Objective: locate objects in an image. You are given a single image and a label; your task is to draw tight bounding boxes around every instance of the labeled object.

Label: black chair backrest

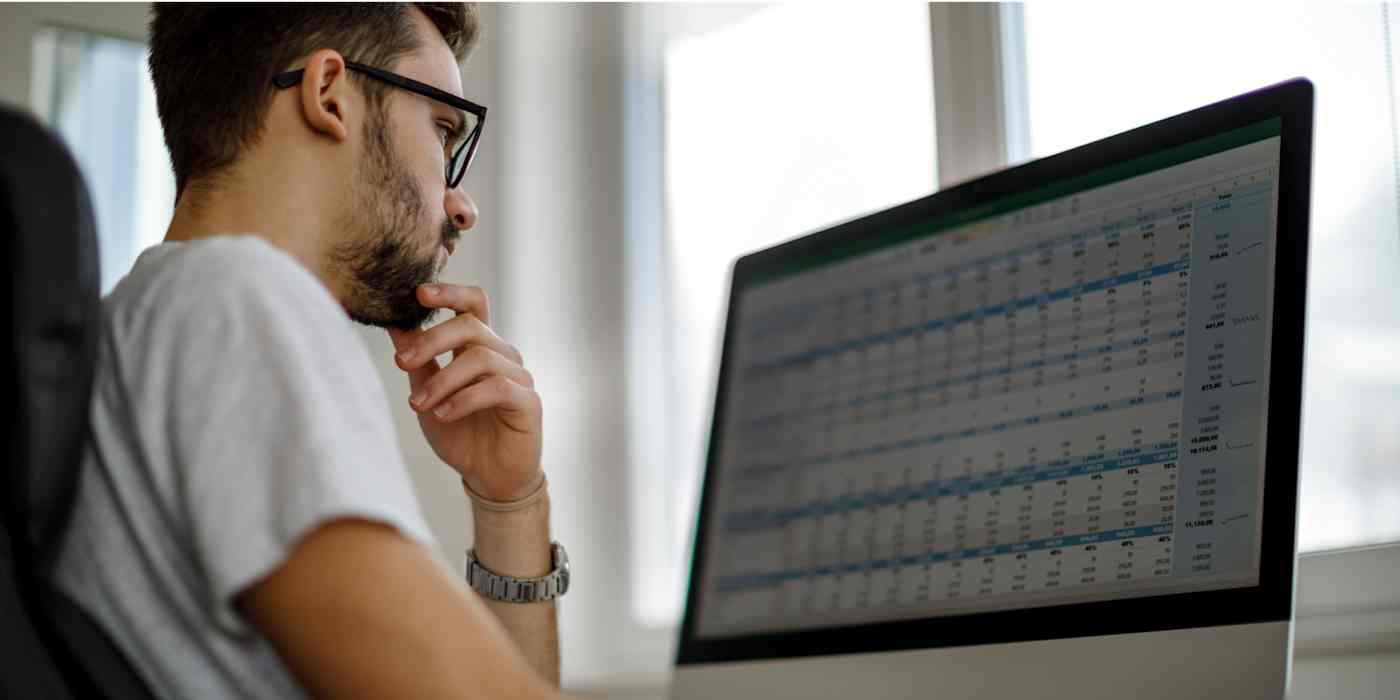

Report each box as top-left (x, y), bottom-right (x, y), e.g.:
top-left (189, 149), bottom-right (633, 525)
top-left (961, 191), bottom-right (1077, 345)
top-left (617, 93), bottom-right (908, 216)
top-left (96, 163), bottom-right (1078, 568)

top-left (2, 105), bottom-right (156, 699)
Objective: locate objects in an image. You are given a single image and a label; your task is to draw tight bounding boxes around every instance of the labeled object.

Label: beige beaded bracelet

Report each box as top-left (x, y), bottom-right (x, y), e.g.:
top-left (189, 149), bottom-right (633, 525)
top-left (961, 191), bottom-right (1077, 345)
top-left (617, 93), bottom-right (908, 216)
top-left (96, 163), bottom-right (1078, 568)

top-left (462, 474), bottom-right (548, 512)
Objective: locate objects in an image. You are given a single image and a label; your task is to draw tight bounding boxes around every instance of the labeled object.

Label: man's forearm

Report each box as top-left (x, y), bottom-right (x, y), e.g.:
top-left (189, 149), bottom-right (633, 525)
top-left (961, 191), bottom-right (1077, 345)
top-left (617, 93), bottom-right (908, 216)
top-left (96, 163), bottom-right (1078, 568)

top-left (468, 486), bottom-right (561, 686)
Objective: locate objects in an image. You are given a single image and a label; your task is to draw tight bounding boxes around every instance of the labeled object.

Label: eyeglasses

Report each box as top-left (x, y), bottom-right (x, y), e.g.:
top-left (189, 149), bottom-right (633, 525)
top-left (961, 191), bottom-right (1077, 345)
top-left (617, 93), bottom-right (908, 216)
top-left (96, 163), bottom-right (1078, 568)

top-left (272, 60), bottom-right (486, 188)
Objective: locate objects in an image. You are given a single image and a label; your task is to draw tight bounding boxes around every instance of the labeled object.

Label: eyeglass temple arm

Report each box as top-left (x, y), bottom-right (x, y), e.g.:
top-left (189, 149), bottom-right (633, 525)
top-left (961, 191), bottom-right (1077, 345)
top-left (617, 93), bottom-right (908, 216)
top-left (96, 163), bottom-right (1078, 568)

top-left (270, 64), bottom-right (486, 120)
top-left (271, 69), bottom-right (304, 89)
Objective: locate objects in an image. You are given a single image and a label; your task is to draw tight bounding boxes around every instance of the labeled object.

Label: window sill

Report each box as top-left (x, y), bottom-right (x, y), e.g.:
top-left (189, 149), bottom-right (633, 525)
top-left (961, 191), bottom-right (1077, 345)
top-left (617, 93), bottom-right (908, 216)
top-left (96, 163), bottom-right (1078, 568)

top-left (1294, 542), bottom-right (1400, 656)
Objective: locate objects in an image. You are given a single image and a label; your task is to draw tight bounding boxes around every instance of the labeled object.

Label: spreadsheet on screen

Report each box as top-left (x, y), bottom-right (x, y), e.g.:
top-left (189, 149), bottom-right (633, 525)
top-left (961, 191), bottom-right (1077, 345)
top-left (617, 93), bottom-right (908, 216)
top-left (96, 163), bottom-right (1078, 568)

top-left (697, 120), bottom-right (1282, 638)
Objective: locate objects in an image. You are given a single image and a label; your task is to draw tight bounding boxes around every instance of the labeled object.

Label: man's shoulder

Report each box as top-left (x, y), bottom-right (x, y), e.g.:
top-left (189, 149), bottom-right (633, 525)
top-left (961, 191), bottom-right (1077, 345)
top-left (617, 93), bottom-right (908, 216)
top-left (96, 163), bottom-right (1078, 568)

top-left (97, 233), bottom-right (384, 413)
top-left (109, 235), bottom-right (345, 331)
top-left (122, 235), bottom-right (331, 305)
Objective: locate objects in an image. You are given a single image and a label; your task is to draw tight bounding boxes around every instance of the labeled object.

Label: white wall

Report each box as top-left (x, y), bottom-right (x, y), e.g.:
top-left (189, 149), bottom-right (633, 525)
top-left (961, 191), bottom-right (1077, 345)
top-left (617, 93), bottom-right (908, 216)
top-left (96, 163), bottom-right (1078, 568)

top-left (0, 3), bottom-right (149, 111)
top-left (489, 5), bottom-right (673, 691)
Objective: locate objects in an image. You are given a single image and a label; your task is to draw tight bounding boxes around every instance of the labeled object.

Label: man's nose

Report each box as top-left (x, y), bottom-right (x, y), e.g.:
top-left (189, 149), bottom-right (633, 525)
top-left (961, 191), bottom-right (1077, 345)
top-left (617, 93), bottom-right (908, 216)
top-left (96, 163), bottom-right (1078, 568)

top-left (445, 186), bottom-right (478, 231)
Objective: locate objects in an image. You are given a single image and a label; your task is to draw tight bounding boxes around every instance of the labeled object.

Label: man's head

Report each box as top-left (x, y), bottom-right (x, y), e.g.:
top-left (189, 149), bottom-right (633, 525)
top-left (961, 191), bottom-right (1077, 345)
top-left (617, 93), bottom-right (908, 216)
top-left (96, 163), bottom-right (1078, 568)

top-left (148, 3), bottom-right (481, 330)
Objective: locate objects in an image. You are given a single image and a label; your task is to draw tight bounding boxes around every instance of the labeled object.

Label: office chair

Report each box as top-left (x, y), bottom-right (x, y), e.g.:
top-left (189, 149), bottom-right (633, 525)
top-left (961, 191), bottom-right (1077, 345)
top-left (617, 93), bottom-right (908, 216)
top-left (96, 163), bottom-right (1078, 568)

top-left (1, 105), bottom-right (156, 699)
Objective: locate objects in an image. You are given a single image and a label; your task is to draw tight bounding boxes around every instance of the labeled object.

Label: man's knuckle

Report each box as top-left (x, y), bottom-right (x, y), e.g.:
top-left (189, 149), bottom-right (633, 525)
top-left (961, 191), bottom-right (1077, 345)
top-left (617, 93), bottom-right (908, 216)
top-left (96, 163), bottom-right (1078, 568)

top-left (469, 344), bottom-right (495, 363)
top-left (466, 285), bottom-right (489, 310)
top-left (446, 315), bottom-right (475, 343)
top-left (414, 333), bottom-right (441, 356)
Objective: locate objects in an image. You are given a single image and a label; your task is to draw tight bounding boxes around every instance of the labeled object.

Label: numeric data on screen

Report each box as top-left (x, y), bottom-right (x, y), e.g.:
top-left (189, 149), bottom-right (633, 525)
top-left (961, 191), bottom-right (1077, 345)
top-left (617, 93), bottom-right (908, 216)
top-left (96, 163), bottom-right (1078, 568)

top-left (696, 130), bottom-right (1281, 638)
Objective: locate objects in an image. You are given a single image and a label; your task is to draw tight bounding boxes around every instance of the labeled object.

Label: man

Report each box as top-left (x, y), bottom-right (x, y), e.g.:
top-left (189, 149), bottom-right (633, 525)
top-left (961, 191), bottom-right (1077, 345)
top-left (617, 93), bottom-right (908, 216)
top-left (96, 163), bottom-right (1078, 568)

top-left (52, 4), bottom-right (569, 698)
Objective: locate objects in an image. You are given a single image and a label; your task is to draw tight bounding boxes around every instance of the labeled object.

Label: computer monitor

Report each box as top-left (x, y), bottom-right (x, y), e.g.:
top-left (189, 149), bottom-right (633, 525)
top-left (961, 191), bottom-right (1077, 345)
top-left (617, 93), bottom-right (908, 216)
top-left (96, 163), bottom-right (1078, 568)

top-left (673, 79), bottom-right (1313, 700)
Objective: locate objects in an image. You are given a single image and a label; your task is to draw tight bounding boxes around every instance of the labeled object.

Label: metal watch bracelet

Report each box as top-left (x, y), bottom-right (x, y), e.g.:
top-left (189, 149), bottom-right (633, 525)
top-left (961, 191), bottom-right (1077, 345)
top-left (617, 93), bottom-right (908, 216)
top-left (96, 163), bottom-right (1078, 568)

top-left (465, 541), bottom-right (570, 603)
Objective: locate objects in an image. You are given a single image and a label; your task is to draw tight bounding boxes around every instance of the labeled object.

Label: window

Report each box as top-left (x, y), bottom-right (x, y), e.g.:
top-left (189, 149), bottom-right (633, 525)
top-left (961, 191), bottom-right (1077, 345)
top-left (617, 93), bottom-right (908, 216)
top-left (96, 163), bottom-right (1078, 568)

top-left (1016, 3), bottom-right (1400, 552)
top-left (32, 27), bottom-right (174, 295)
top-left (638, 1), bottom-right (937, 624)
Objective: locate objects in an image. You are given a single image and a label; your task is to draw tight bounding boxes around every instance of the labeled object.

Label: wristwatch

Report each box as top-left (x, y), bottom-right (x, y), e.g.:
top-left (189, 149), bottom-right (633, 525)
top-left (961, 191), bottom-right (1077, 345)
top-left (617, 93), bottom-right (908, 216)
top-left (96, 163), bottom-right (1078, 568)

top-left (465, 541), bottom-right (570, 603)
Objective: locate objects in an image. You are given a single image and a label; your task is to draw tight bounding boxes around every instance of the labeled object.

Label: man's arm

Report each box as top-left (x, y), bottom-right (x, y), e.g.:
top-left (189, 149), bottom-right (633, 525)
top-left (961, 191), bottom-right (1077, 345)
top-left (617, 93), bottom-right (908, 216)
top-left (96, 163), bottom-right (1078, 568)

top-left (382, 282), bottom-right (561, 682)
top-left (468, 484), bottom-right (560, 684)
top-left (237, 517), bottom-right (563, 699)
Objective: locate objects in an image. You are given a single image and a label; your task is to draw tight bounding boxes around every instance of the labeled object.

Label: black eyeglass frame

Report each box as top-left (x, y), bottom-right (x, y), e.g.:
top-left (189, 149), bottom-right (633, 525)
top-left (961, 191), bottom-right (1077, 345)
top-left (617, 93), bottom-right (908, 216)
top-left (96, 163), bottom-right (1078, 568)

top-left (272, 60), bottom-right (487, 189)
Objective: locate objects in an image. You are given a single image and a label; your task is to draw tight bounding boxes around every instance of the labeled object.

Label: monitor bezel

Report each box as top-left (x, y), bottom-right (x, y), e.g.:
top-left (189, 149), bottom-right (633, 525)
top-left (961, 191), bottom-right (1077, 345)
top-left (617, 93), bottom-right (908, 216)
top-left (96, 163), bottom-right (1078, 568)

top-left (676, 78), bottom-right (1313, 665)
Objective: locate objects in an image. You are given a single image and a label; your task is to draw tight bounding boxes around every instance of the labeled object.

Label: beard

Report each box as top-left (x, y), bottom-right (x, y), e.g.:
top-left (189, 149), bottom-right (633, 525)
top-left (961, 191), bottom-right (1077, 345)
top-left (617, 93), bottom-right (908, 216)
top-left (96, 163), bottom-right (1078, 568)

top-left (330, 107), bottom-right (456, 332)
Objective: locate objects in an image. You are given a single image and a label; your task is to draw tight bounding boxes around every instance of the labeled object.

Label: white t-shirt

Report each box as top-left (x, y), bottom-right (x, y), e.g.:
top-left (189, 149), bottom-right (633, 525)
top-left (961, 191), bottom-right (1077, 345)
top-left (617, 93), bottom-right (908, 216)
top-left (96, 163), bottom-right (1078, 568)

top-left (53, 235), bottom-right (438, 699)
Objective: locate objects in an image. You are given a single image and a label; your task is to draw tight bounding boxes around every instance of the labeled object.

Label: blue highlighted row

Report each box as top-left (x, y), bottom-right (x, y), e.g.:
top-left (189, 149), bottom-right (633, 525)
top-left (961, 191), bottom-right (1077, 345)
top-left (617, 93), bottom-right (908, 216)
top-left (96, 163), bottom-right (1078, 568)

top-left (738, 325), bottom-right (1185, 433)
top-left (746, 199), bottom-right (1209, 340)
top-left (724, 446), bottom-right (1178, 534)
top-left (712, 523), bottom-right (1175, 593)
top-left (747, 179), bottom-right (1275, 341)
top-left (734, 388), bottom-right (1183, 479)
top-left (744, 259), bottom-right (1190, 377)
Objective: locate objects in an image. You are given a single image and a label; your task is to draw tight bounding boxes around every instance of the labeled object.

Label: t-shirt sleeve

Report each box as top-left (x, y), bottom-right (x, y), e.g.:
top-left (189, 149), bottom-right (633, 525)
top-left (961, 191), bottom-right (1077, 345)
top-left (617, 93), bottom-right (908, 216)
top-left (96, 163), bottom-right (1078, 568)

top-left (161, 243), bottom-right (438, 638)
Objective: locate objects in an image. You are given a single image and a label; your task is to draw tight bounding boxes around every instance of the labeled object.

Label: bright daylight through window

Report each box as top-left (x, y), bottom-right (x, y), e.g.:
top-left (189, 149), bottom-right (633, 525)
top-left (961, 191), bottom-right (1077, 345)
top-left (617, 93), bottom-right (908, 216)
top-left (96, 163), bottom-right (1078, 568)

top-left (653, 1), bottom-right (936, 624)
top-left (32, 27), bottom-right (174, 295)
top-left (1021, 1), bottom-right (1400, 552)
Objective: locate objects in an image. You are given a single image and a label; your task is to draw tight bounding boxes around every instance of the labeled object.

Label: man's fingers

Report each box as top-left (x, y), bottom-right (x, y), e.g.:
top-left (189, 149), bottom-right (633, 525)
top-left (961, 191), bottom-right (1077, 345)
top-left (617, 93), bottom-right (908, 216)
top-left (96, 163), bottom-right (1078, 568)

top-left (387, 327), bottom-right (409, 348)
top-left (389, 282), bottom-right (515, 406)
top-left (387, 328), bottom-right (441, 395)
top-left (431, 376), bottom-right (541, 430)
top-left (394, 313), bottom-right (521, 369)
top-left (402, 357), bottom-right (439, 399)
top-left (416, 284), bottom-right (490, 327)
top-left (410, 346), bottom-right (535, 415)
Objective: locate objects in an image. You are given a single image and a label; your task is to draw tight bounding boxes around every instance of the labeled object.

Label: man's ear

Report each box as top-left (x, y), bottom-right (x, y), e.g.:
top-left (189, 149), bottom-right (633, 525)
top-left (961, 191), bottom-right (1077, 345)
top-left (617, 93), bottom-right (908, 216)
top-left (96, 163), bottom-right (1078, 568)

top-left (299, 49), bottom-right (352, 142)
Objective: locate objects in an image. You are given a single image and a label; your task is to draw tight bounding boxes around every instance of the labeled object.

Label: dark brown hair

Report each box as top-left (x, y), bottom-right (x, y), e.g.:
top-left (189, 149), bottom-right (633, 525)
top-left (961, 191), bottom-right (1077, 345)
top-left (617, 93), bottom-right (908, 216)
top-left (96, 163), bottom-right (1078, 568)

top-left (148, 2), bottom-right (479, 198)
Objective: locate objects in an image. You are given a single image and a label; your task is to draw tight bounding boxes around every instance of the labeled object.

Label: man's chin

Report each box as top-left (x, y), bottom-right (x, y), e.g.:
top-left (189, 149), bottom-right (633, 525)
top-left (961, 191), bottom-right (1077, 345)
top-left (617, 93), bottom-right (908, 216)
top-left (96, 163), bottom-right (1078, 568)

top-left (350, 309), bottom-right (439, 332)
top-left (348, 295), bottom-right (440, 332)
top-left (333, 232), bottom-right (442, 331)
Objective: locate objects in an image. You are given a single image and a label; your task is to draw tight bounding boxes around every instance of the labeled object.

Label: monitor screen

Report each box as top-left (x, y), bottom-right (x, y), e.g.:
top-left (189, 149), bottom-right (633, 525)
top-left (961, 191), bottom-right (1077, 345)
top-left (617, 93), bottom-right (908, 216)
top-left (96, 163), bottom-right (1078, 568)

top-left (694, 118), bottom-right (1283, 639)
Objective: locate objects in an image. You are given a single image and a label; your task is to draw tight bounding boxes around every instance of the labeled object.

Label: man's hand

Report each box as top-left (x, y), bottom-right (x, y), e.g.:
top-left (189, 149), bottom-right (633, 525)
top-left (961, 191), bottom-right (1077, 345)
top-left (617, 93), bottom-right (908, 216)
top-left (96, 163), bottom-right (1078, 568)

top-left (388, 284), bottom-right (543, 501)
top-left (388, 284), bottom-right (560, 684)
